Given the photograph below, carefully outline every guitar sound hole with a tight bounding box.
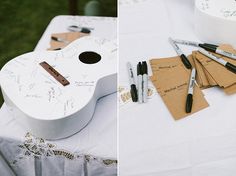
[79,51,101,64]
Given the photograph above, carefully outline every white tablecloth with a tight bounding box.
[0,15,117,176]
[119,0,236,175]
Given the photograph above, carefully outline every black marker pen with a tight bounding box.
[174,39,236,60]
[169,37,192,69]
[67,25,93,33]
[174,39,218,49]
[142,61,148,103]
[186,68,196,113]
[198,44,236,60]
[127,62,138,102]
[199,48,236,74]
[137,62,143,103]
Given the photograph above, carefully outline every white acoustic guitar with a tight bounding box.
[0,36,117,139]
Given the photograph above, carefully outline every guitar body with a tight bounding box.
[0,36,117,139]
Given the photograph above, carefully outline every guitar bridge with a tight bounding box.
[40,61,70,86]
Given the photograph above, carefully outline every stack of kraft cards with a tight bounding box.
[149,44,236,120]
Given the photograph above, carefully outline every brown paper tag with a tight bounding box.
[48,32,89,50]
[224,83,236,95]
[218,44,236,56]
[195,51,236,88]
[150,56,184,75]
[192,52,217,88]
[191,52,209,88]
[149,56,209,120]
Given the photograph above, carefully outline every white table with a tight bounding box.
[119,0,236,175]
[0,15,117,176]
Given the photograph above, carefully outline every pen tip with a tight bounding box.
[142,61,148,73]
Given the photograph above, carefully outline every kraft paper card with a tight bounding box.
[192,52,217,88]
[48,32,89,50]
[150,57,209,120]
[190,53,209,88]
[224,83,236,95]
[150,56,184,75]
[193,44,236,94]
[219,44,236,56]
[195,51,236,88]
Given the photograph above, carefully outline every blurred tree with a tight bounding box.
[0,0,117,106]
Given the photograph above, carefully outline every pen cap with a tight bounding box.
[185,94,193,113]
[130,84,138,102]
[203,43,218,48]
[51,36,58,40]
[180,54,192,69]
[81,28,91,34]
[225,62,236,74]
[142,61,148,74]
[199,44,216,52]
[137,62,142,75]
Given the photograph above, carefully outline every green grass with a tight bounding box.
[0,0,117,106]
